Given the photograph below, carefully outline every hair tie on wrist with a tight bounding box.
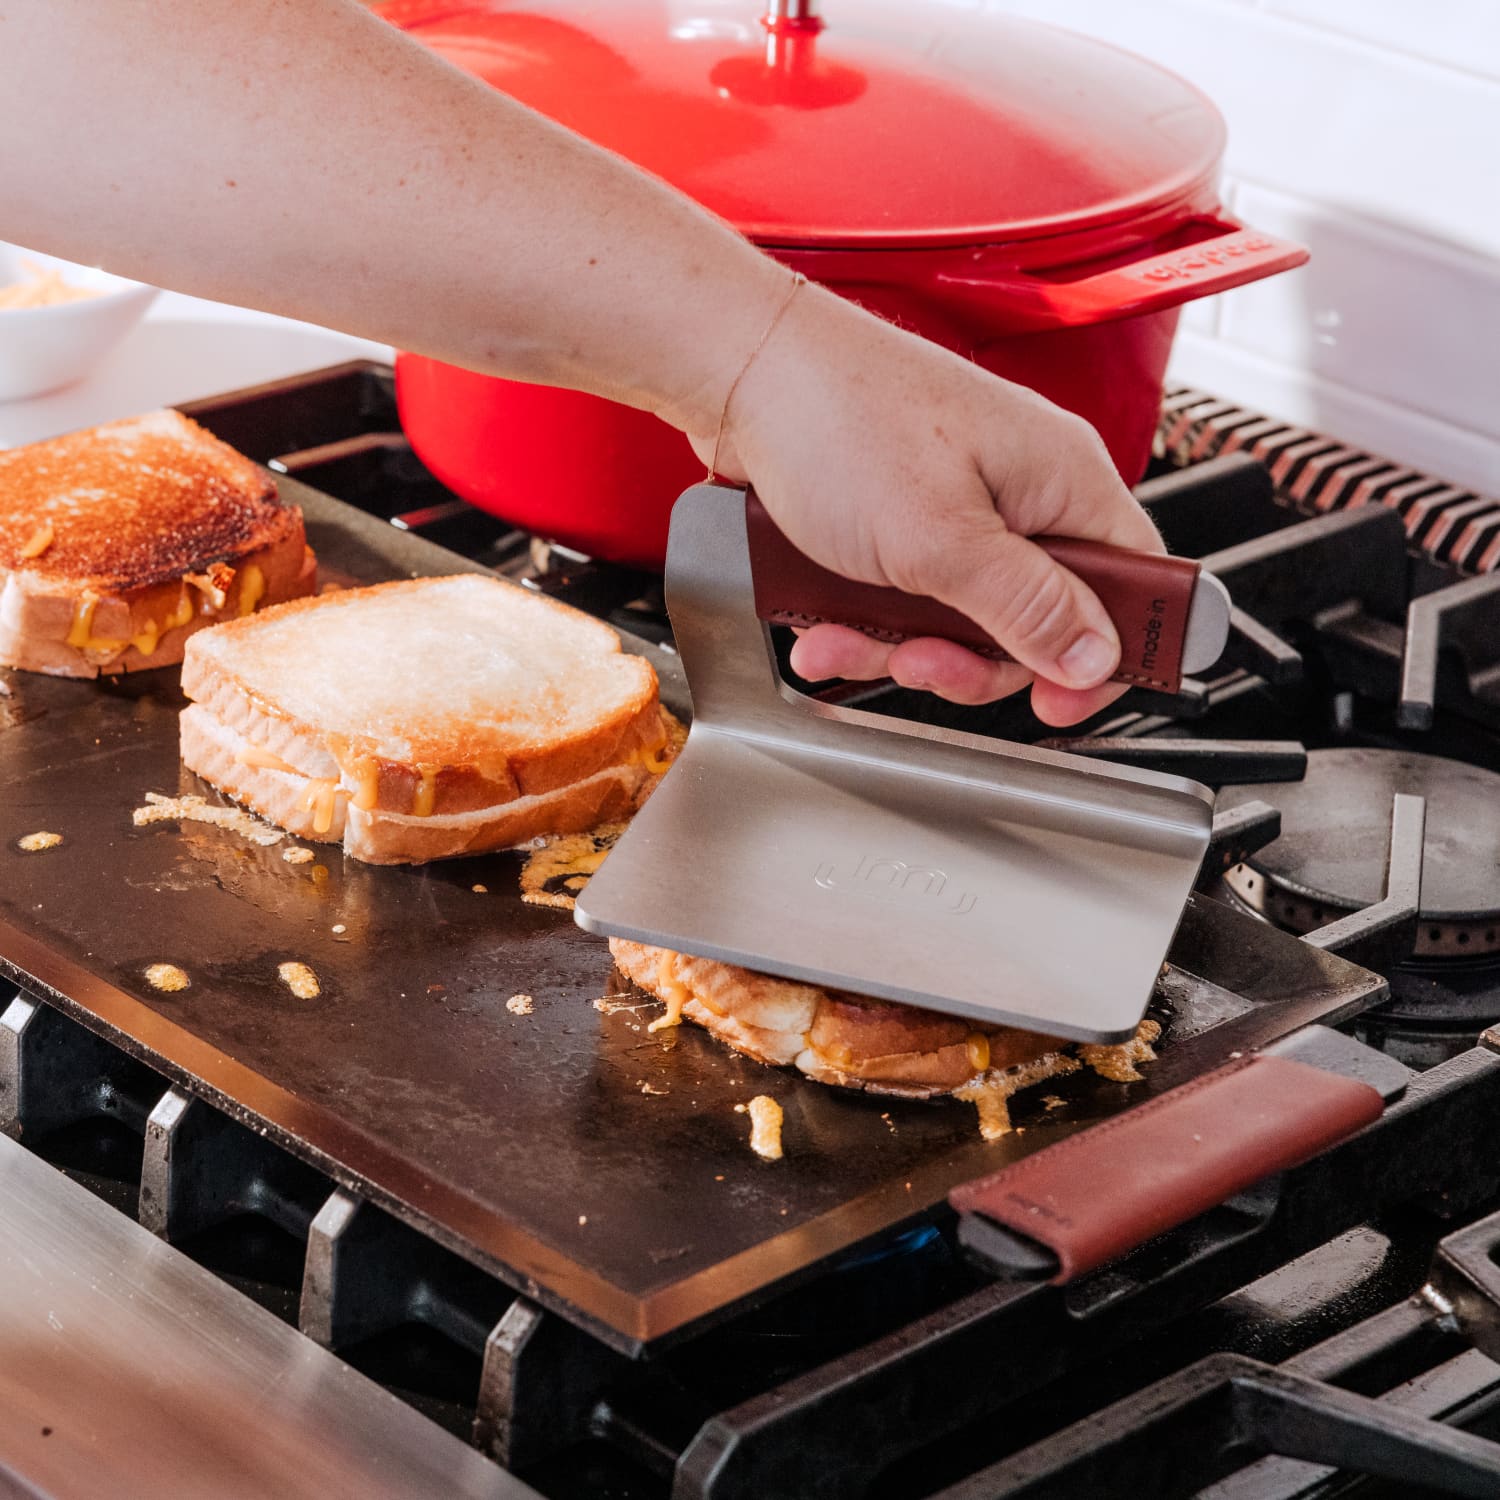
[709,272,807,483]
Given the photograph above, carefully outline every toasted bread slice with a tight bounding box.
[0,409,315,676]
[180,574,666,864]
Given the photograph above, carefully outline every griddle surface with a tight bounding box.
[0,482,1384,1351]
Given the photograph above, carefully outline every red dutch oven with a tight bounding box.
[379,0,1307,570]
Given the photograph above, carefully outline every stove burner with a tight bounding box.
[1218,748,1500,960]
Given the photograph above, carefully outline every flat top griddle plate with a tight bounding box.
[0,479,1386,1353]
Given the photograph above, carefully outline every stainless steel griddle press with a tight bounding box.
[576,485,1229,1043]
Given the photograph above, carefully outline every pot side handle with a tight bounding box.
[931,216,1308,332]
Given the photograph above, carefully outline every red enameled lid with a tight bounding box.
[376,0,1227,249]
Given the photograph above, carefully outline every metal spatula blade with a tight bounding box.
[576,486,1217,1044]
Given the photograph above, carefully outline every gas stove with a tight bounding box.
[6,363,1500,1499]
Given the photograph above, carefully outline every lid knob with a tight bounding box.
[763,0,822,28]
[714,0,858,107]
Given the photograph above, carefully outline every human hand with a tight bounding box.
[687,278,1165,726]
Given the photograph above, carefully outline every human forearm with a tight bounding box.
[2,0,1165,720]
[0,0,784,430]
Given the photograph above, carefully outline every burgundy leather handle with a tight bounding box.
[745,492,1202,694]
[948,1054,1383,1283]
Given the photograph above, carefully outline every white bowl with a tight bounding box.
[0,243,159,403]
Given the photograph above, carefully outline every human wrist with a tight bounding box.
[646,249,804,440]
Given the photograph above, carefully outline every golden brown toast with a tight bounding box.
[180,574,666,864]
[0,409,315,676]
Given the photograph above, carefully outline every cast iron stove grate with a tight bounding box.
[4,361,1500,1498]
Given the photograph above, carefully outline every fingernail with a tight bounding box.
[1056,631,1117,688]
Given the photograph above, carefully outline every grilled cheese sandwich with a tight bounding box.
[0,410,314,677]
[179,573,666,864]
[609,939,1160,1134]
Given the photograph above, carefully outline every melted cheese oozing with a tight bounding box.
[130,619,161,658]
[165,590,195,629]
[966,1033,991,1074]
[352,757,380,812]
[955,1080,1015,1142]
[237,564,266,616]
[746,1095,784,1161]
[411,764,440,818]
[66,594,124,652]
[236,744,301,775]
[68,587,197,657]
[301,778,345,835]
[647,951,690,1033]
[130,591,195,657]
[18,523,54,560]
[626,733,673,774]
[519,825,626,911]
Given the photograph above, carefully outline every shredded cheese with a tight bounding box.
[277,961,320,1000]
[1078,1018,1163,1084]
[744,1096,784,1161]
[0,261,103,310]
[956,1055,1083,1141]
[132,791,284,847]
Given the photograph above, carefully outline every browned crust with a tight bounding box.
[0,410,294,592]
[0,537,315,679]
[181,575,663,814]
[608,940,1065,1099]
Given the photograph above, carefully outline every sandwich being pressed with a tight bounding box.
[179,573,668,864]
[608,939,1159,1137]
[0,410,314,676]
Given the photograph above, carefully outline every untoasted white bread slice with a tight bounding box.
[0,409,315,677]
[180,574,666,864]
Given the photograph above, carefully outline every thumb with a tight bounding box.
[935,528,1120,690]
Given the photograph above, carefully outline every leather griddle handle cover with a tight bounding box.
[745,491,1203,695]
[948,1054,1384,1283]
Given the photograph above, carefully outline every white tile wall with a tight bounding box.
[1262,0,1500,82]
[1220,182,1500,439]
[979,0,1500,497]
